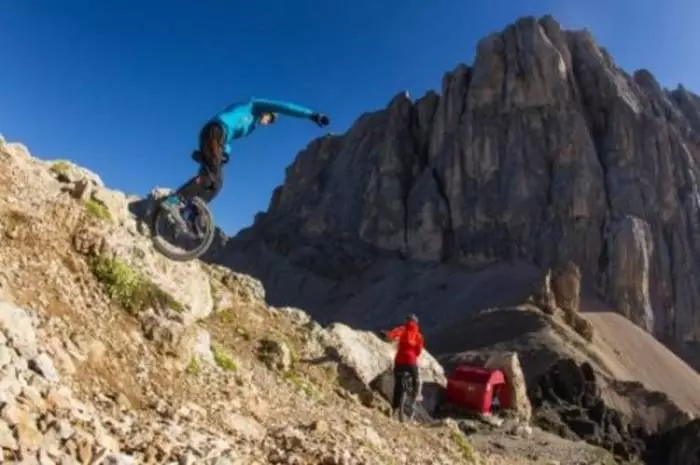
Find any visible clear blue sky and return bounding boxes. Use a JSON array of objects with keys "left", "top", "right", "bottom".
[{"left": 1, "top": 0, "right": 698, "bottom": 235}]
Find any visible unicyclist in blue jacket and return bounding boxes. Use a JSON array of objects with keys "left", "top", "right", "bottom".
[{"left": 162, "top": 98, "right": 330, "bottom": 224}]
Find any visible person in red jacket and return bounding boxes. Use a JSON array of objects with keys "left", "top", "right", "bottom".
[{"left": 384, "top": 314, "right": 425, "bottom": 416}]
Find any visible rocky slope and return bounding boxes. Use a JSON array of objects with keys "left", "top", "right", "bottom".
[
  {"left": 216, "top": 15, "right": 700, "bottom": 354},
  {"left": 0, "top": 139, "right": 627, "bottom": 464}
]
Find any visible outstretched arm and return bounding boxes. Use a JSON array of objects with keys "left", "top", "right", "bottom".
[
  {"left": 385, "top": 326, "right": 405, "bottom": 341},
  {"left": 251, "top": 98, "right": 314, "bottom": 119}
]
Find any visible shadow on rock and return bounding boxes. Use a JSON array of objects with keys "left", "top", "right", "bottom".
[
  {"left": 645, "top": 419, "right": 700, "bottom": 465},
  {"left": 368, "top": 370, "right": 444, "bottom": 419},
  {"left": 127, "top": 196, "right": 156, "bottom": 236},
  {"left": 529, "top": 358, "right": 649, "bottom": 460},
  {"left": 528, "top": 357, "right": 699, "bottom": 464}
]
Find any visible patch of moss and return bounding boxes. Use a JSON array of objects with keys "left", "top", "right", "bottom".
[
  {"left": 451, "top": 430, "right": 475, "bottom": 463},
  {"left": 49, "top": 160, "right": 71, "bottom": 175},
  {"left": 89, "top": 255, "right": 183, "bottom": 315},
  {"left": 283, "top": 371, "right": 319, "bottom": 398},
  {"left": 290, "top": 347, "right": 300, "bottom": 366},
  {"left": 216, "top": 308, "right": 236, "bottom": 324},
  {"left": 84, "top": 198, "right": 112, "bottom": 222},
  {"left": 186, "top": 356, "right": 201, "bottom": 375},
  {"left": 212, "top": 345, "right": 237, "bottom": 372}
]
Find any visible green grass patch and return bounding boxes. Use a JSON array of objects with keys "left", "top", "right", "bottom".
[
  {"left": 186, "top": 356, "right": 201, "bottom": 375},
  {"left": 49, "top": 160, "right": 71, "bottom": 175},
  {"left": 84, "top": 198, "right": 112, "bottom": 222},
  {"left": 283, "top": 371, "right": 319, "bottom": 398},
  {"left": 89, "top": 255, "right": 183, "bottom": 315},
  {"left": 212, "top": 345, "right": 237, "bottom": 372},
  {"left": 216, "top": 308, "right": 236, "bottom": 324},
  {"left": 451, "top": 430, "right": 475, "bottom": 463}
]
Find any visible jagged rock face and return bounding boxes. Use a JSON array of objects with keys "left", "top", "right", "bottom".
[
  {"left": 605, "top": 215, "right": 655, "bottom": 332},
  {"left": 248, "top": 15, "right": 700, "bottom": 344},
  {"left": 551, "top": 262, "right": 582, "bottom": 314},
  {"left": 660, "top": 419, "right": 700, "bottom": 465},
  {"left": 527, "top": 358, "right": 697, "bottom": 463}
]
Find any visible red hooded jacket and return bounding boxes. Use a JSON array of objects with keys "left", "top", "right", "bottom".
[{"left": 386, "top": 320, "right": 424, "bottom": 366}]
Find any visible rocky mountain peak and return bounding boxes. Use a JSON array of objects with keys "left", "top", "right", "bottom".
[{"left": 230, "top": 15, "right": 700, "bottom": 347}]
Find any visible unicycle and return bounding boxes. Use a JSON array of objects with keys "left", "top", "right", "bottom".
[
  {"left": 398, "top": 371, "right": 417, "bottom": 423},
  {"left": 150, "top": 195, "right": 216, "bottom": 262}
]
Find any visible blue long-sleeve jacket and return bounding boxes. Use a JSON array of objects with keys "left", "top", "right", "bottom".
[{"left": 211, "top": 98, "right": 315, "bottom": 154}]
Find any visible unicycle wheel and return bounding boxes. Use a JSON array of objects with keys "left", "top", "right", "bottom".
[{"left": 151, "top": 196, "right": 216, "bottom": 261}]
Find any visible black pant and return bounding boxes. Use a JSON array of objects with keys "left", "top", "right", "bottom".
[
  {"left": 392, "top": 364, "right": 419, "bottom": 410},
  {"left": 175, "top": 121, "right": 227, "bottom": 204}
]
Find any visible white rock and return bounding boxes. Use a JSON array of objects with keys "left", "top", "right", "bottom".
[
  {"left": 359, "top": 425, "right": 384, "bottom": 449},
  {"left": 91, "top": 187, "right": 129, "bottom": 225},
  {"left": 193, "top": 329, "right": 216, "bottom": 366},
  {"left": 0, "top": 344, "right": 12, "bottom": 368},
  {"left": 0, "top": 300, "right": 38, "bottom": 357},
  {"left": 29, "top": 353, "right": 60, "bottom": 382},
  {"left": 484, "top": 352, "right": 532, "bottom": 423},
  {"left": 0, "top": 372, "right": 23, "bottom": 402},
  {"left": 222, "top": 413, "right": 266, "bottom": 441}
]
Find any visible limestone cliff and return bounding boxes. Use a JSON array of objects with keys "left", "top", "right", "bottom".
[{"left": 223, "top": 16, "right": 700, "bottom": 346}]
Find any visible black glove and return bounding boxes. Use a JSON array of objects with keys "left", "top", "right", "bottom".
[{"left": 310, "top": 113, "right": 330, "bottom": 128}]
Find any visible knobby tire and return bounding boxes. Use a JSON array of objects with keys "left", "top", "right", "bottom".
[{"left": 151, "top": 196, "right": 216, "bottom": 262}]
